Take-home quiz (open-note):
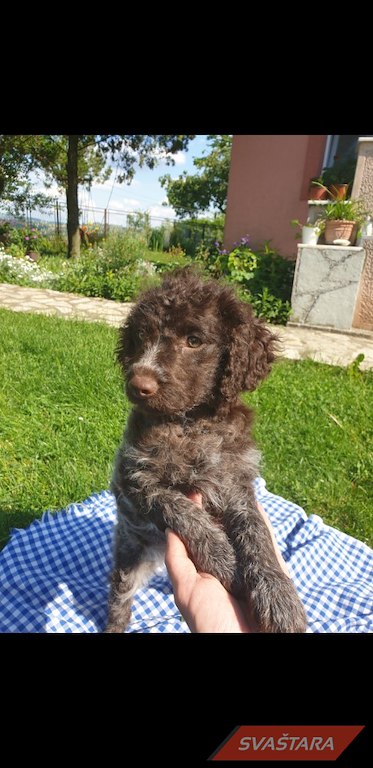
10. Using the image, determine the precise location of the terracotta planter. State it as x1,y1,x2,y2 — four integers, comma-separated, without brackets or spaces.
329,183,349,200
309,184,329,201
324,220,355,245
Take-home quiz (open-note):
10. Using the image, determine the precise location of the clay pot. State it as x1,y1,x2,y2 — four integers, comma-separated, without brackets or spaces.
329,183,349,200
309,184,329,201
324,220,355,245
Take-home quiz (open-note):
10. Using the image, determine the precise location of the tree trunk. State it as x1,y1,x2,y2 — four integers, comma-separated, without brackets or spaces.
66,135,80,258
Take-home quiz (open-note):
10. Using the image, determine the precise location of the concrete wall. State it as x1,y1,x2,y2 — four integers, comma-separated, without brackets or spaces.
291,244,366,330
224,135,327,258
351,138,373,330
353,237,373,330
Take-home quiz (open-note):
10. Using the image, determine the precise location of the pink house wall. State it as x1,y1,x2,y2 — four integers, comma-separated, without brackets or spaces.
224,135,327,259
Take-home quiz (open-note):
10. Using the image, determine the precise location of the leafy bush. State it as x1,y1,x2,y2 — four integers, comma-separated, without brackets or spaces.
53,252,145,301
0,221,13,247
169,216,225,256
195,236,295,324
148,224,173,251
99,230,153,265
37,234,67,258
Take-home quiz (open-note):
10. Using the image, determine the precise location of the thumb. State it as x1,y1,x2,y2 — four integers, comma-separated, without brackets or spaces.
165,529,197,588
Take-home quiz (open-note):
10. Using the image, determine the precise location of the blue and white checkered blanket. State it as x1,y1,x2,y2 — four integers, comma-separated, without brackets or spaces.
1,477,372,633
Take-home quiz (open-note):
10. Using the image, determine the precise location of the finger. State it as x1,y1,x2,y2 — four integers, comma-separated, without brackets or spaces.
256,502,290,577
165,529,197,586
186,490,203,507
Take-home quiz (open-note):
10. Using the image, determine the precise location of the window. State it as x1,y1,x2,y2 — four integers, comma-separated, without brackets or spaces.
323,135,359,169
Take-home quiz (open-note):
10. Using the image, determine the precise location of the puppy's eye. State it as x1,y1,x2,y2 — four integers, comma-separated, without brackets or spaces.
187,335,202,348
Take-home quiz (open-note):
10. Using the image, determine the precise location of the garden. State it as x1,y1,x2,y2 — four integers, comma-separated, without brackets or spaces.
0,218,294,324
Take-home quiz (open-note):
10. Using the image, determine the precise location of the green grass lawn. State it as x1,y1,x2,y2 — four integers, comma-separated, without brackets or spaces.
1,308,372,550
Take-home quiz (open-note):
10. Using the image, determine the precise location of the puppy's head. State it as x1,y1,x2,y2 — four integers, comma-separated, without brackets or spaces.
117,268,277,415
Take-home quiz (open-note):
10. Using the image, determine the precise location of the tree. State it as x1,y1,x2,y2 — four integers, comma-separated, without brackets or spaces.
0,135,51,214
1,135,195,258
160,135,232,218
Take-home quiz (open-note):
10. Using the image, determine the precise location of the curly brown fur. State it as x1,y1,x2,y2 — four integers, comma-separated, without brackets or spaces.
106,267,308,633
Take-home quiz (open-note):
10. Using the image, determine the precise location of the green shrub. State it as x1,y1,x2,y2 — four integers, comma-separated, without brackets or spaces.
195,237,295,324
100,230,152,264
169,216,225,256
52,241,160,302
37,234,67,258
0,221,13,247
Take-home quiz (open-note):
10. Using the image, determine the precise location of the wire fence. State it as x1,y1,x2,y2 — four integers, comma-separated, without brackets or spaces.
0,199,176,236
0,200,225,257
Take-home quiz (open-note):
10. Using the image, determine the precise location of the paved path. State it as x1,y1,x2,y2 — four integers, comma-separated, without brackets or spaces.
1,283,373,370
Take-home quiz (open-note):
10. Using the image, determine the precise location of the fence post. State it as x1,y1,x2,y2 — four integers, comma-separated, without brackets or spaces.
56,200,61,236
104,208,108,238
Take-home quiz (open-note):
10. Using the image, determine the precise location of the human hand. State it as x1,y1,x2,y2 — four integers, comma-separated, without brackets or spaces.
165,492,290,633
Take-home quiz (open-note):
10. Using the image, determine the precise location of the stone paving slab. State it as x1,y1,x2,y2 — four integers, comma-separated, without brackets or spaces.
276,325,373,371
1,282,373,370
0,283,134,327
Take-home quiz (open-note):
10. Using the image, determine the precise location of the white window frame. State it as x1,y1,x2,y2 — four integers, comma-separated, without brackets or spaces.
322,135,340,170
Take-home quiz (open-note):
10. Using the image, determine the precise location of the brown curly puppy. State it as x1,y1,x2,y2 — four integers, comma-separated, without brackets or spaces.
106,267,307,633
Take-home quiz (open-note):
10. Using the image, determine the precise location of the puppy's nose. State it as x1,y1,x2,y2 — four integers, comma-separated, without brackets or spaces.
129,374,159,399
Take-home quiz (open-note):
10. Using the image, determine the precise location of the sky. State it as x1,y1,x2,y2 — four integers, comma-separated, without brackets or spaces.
30,135,211,228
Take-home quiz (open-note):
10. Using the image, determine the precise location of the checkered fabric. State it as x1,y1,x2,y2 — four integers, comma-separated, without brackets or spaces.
0,478,372,633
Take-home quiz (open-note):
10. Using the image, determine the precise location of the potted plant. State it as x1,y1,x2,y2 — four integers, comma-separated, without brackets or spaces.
291,218,321,246
320,197,367,245
308,176,329,201
322,157,357,200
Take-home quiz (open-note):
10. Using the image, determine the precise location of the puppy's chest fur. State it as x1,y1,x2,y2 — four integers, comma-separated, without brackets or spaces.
115,406,260,515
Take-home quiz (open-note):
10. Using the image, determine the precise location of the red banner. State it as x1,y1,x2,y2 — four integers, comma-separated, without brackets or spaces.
210,725,365,761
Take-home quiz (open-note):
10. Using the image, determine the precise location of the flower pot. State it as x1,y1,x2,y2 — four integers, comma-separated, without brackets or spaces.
308,185,329,201
329,183,349,200
324,220,355,245
302,226,320,245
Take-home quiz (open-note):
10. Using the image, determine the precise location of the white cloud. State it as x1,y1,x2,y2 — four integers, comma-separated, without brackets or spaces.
148,204,175,221
172,151,186,165
109,198,142,211
92,177,116,190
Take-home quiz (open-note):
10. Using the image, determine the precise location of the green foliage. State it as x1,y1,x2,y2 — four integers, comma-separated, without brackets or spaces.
322,157,357,187
0,228,190,300
250,288,293,325
196,237,295,324
0,225,293,324
36,234,67,258
160,135,232,217
127,210,151,232
53,251,147,302
322,197,367,223
347,353,365,377
0,223,66,258
0,135,53,211
0,220,13,246
169,215,225,256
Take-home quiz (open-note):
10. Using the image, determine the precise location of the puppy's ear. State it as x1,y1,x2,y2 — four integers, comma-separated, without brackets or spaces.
219,294,278,401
